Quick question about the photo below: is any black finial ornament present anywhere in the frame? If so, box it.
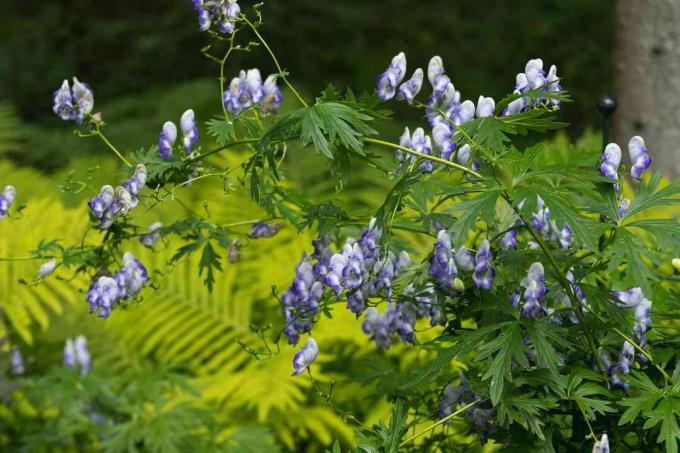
[597,95,617,150]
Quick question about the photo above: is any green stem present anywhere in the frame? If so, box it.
[241,14,308,108]
[363,137,483,180]
[399,399,481,447]
[95,129,132,167]
[219,32,238,120]
[187,137,262,163]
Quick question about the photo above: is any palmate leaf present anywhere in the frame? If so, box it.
[497,392,558,440]
[206,116,236,145]
[625,172,680,219]
[477,321,529,405]
[565,374,614,421]
[607,227,655,294]
[523,319,572,376]
[619,371,680,453]
[447,187,502,247]
[623,218,680,256]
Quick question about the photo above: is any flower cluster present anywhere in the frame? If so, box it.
[223,69,282,115]
[52,77,94,124]
[599,136,651,182]
[158,109,200,158]
[439,375,496,438]
[281,259,325,345]
[529,195,572,248]
[11,349,24,376]
[250,221,281,238]
[192,0,240,34]
[88,164,147,229]
[502,58,561,115]
[599,341,635,389]
[292,337,318,376]
[396,127,433,173]
[280,220,413,347]
[64,336,91,376]
[362,303,417,348]
[140,222,163,247]
[87,252,148,318]
[614,287,652,349]
[0,185,16,220]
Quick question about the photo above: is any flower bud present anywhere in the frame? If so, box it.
[453,277,465,292]
[672,258,680,274]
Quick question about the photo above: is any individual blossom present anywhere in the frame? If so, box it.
[292,337,319,376]
[37,258,57,280]
[52,80,75,121]
[628,135,651,180]
[250,221,281,238]
[473,240,495,290]
[427,56,451,97]
[501,90,527,116]
[619,197,631,218]
[432,123,455,162]
[520,262,547,318]
[74,336,91,375]
[377,52,407,101]
[87,276,120,318]
[122,164,147,208]
[71,77,94,123]
[261,75,283,113]
[396,68,424,104]
[593,434,609,453]
[600,143,621,180]
[551,220,572,249]
[618,341,635,374]
[11,349,24,376]
[531,195,551,235]
[88,185,115,220]
[395,127,415,171]
[411,127,434,173]
[180,109,199,153]
[613,287,653,350]
[456,143,480,176]
[64,338,76,369]
[428,230,457,288]
[475,95,495,118]
[140,222,163,247]
[115,252,149,301]
[158,121,177,159]
[454,246,475,272]
[500,229,518,250]
[0,185,16,220]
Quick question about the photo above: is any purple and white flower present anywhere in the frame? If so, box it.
[159,121,177,159]
[87,276,120,318]
[396,68,424,104]
[224,69,282,115]
[520,262,547,318]
[11,349,24,376]
[122,164,147,208]
[140,222,163,247]
[475,95,495,118]
[473,240,495,290]
[0,185,16,220]
[292,337,319,376]
[428,230,457,288]
[37,259,57,280]
[52,78,94,124]
[593,434,609,453]
[250,221,281,238]
[193,0,240,34]
[180,109,199,153]
[628,136,651,180]
[377,52,407,101]
[432,123,455,162]
[600,143,621,180]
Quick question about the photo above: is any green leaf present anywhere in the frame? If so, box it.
[523,319,571,376]
[447,188,502,247]
[607,227,655,294]
[477,321,528,405]
[198,241,222,293]
[626,172,680,219]
[206,116,236,145]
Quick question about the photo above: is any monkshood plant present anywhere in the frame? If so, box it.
[2,1,680,451]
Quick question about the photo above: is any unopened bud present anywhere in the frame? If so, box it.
[453,277,465,292]
[228,239,240,263]
[672,258,680,274]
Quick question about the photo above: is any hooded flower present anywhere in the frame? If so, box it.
[224,69,282,115]
[52,78,94,124]
[600,143,621,180]
[476,95,495,118]
[473,240,495,290]
[159,121,177,159]
[292,337,319,376]
[628,136,651,180]
[180,109,199,153]
[193,0,239,34]
[11,349,24,376]
[593,434,609,453]
[87,276,120,318]
[377,52,407,101]
[250,222,281,238]
[396,68,424,104]
[0,185,16,220]
[140,222,163,247]
[37,259,57,280]
[432,123,455,162]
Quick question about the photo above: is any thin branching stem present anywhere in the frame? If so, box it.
[399,399,481,447]
[240,14,308,108]
[94,127,132,167]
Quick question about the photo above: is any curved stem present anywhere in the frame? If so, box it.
[363,137,483,180]
[240,14,308,108]
[187,137,262,163]
[219,32,238,120]
[95,128,132,167]
[399,399,481,447]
